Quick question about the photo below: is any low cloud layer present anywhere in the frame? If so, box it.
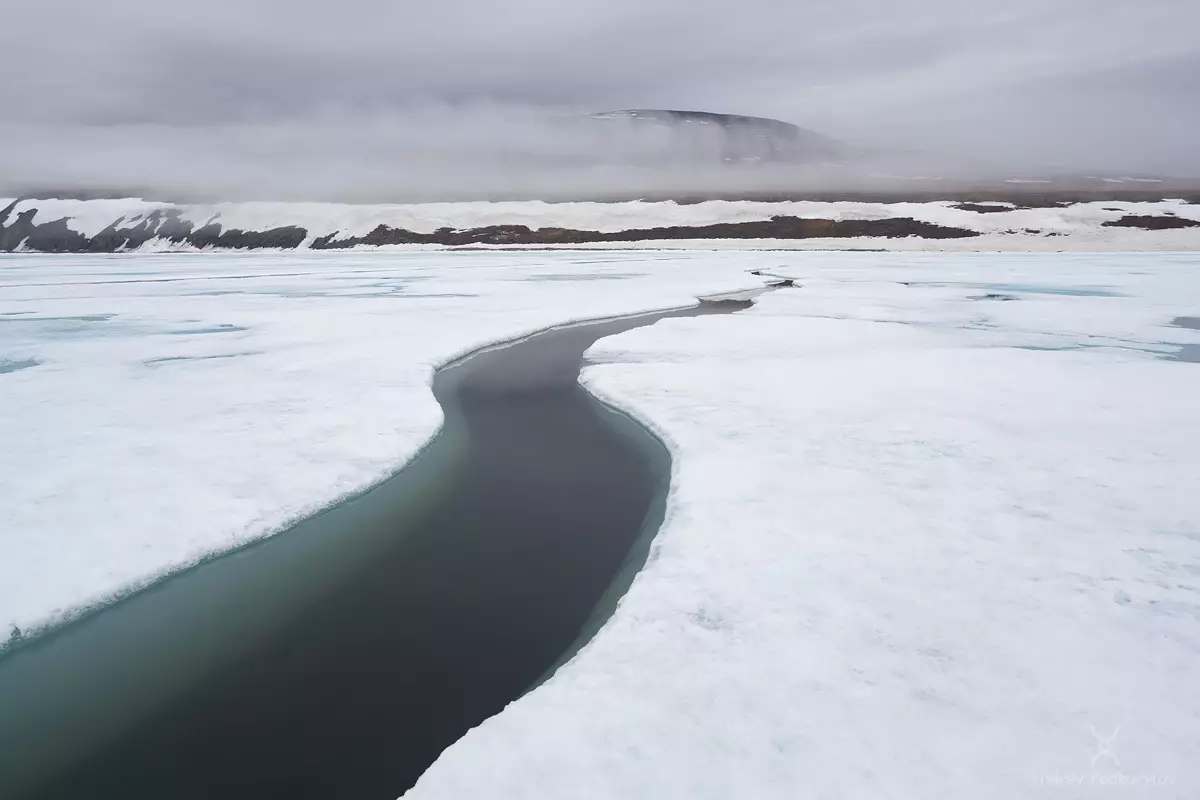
[2,0,1197,200]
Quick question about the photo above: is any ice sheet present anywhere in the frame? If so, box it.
[408,252,1200,800]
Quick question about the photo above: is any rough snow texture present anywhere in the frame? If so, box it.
[3,198,1200,251]
[0,251,766,638]
[408,252,1200,800]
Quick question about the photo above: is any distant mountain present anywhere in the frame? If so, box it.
[4,108,1196,204]
[583,111,1194,193]
[589,109,860,165]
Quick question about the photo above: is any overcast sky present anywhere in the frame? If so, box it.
[2,0,1197,199]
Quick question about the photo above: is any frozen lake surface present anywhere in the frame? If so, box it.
[3,251,1199,799]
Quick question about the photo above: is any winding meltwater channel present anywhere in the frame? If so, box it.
[0,298,752,800]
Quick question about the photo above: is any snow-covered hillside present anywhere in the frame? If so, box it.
[3,197,1199,252]
[408,252,1200,799]
[0,251,765,639]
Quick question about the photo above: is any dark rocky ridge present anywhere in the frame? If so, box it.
[311,217,978,249]
[6,197,1200,254]
[0,201,308,252]
[1101,215,1200,230]
[951,203,1015,214]
[0,201,979,252]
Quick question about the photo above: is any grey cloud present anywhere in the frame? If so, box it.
[1,0,1197,200]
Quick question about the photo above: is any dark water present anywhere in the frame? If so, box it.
[1168,317,1200,362]
[1171,316,1200,331]
[0,300,747,800]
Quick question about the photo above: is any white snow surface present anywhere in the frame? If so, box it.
[408,252,1200,799]
[0,250,766,637]
[4,197,1200,251]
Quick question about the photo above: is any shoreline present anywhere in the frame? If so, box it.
[0,277,765,652]
[4,197,1200,254]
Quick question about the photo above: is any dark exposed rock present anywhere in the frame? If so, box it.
[18,213,90,252]
[236,226,309,249]
[951,203,1013,214]
[311,216,978,249]
[602,216,979,241]
[89,210,194,251]
[155,211,198,245]
[0,203,96,252]
[186,222,309,250]
[0,201,30,251]
[0,202,308,252]
[1102,215,1200,230]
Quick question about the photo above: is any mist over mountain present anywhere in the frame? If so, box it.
[7,106,1194,204]
[1,0,1196,201]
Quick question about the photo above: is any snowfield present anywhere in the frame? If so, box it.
[408,252,1200,799]
[4,249,1199,799]
[0,251,764,638]
[3,197,1200,251]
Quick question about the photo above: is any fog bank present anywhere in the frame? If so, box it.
[2,0,1197,200]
